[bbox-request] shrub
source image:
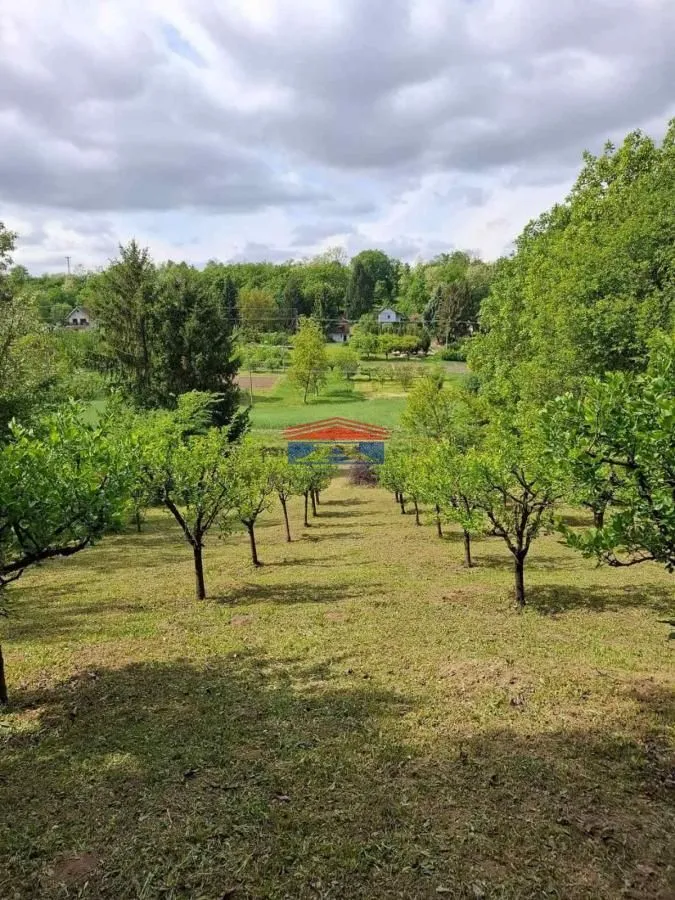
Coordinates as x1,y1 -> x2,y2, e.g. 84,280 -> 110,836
438,341 -> 468,361
397,366 -> 414,390
349,461 -> 378,486
258,331 -> 290,346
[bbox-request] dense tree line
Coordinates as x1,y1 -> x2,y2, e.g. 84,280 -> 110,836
15,241 -> 494,341
469,124 -> 675,409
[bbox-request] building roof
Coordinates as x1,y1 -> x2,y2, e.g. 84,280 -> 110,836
65,306 -> 92,319
283,417 -> 390,442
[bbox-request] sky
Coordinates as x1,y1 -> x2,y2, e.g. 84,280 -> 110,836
1,0 -> 674,274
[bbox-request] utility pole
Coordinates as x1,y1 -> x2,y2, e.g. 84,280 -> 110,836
65,256 -> 71,276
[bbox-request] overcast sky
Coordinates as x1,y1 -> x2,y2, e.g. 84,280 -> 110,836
1,0 -> 674,273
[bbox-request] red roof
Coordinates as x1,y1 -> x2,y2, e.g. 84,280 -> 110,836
283,417 -> 390,442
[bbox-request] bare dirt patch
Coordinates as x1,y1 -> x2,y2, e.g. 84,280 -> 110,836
48,852 -> 99,886
236,374 -> 280,391
230,614 -> 255,627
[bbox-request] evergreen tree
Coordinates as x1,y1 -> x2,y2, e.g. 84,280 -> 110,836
224,275 -> 239,327
346,259 -> 375,318
92,240 -> 157,406
154,264 -> 239,426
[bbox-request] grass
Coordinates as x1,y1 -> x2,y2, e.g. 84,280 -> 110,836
247,373 -> 409,432
1,479 -> 674,899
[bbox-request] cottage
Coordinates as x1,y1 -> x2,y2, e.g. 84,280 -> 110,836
328,315 -> 351,343
64,306 -> 94,329
377,307 -> 402,327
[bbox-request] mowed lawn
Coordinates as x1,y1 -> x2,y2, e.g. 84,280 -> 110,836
247,377 -> 409,432
1,479 -> 674,899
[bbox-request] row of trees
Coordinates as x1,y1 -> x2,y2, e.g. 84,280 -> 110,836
382,335 -> 674,607
0,391 -> 336,704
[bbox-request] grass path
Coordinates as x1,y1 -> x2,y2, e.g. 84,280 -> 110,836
1,479 -> 674,899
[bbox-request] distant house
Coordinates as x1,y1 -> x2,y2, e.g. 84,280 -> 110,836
64,306 -> 94,329
328,316 -> 351,343
377,307 -> 403,327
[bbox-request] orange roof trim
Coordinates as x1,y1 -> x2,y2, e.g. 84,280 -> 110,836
283,417 -> 391,442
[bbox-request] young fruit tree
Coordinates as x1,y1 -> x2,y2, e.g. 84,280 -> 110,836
308,458 -> 336,513
229,441 -> 276,566
145,393 -> 240,600
378,444 -> 409,515
401,450 -> 424,525
289,317 -> 329,402
0,407 -> 133,704
542,335 -> 675,571
269,456 -> 305,543
463,422 -> 559,606
416,441 -> 485,567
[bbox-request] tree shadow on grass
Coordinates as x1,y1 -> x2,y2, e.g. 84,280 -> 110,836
312,510 -> 364,520
260,555 -> 347,569
1,654 -> 673,899
477,550 -> 581,572
302,531 -> 365,543
3,591 -> 153,644
528,583 -> 675,616
215,580 -> 383,607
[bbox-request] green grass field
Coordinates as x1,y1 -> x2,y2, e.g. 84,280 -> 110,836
247,364 -> 467,433
248,377 -> 408,432
1,479 -> 673,899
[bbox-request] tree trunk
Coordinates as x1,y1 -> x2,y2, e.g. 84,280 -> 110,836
135,509 -> 142,533
247,522 -> 261,567
193,543 -> 206,600
395,491 -> 400,504
414,499 -> 421,526
280,496 -> 292,542
435,505 -> 443,538
304,492 -> 310,527
463,529 -> 473,568
303,381 -> 309,403
315,491 -> 321,506
0,645 -> 8,706
311,491 -> 318,517
514,555 -> 526,608
399,495 -> 406,515
593,507 -> 605,529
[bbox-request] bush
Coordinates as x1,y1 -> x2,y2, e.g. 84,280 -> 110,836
349,461 -> 378,486
62,369 -> 108,401
258,331 -> 290,346
438,341 -> 468,362
396,366 -> 415,390
333,347 -> 359,380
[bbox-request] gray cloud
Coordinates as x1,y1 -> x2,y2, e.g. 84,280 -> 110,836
1,0 -> 673,268
291,221 -> 354,247
205,0 -> 675,174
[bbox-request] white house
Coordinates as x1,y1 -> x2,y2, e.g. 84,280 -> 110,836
65,306 -> 94,329
328,316 -> 351,343
377,307 -> 402,327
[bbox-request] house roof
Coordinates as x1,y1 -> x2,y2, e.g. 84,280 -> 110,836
65,306 -> 92,319
283,417 -> 390,442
